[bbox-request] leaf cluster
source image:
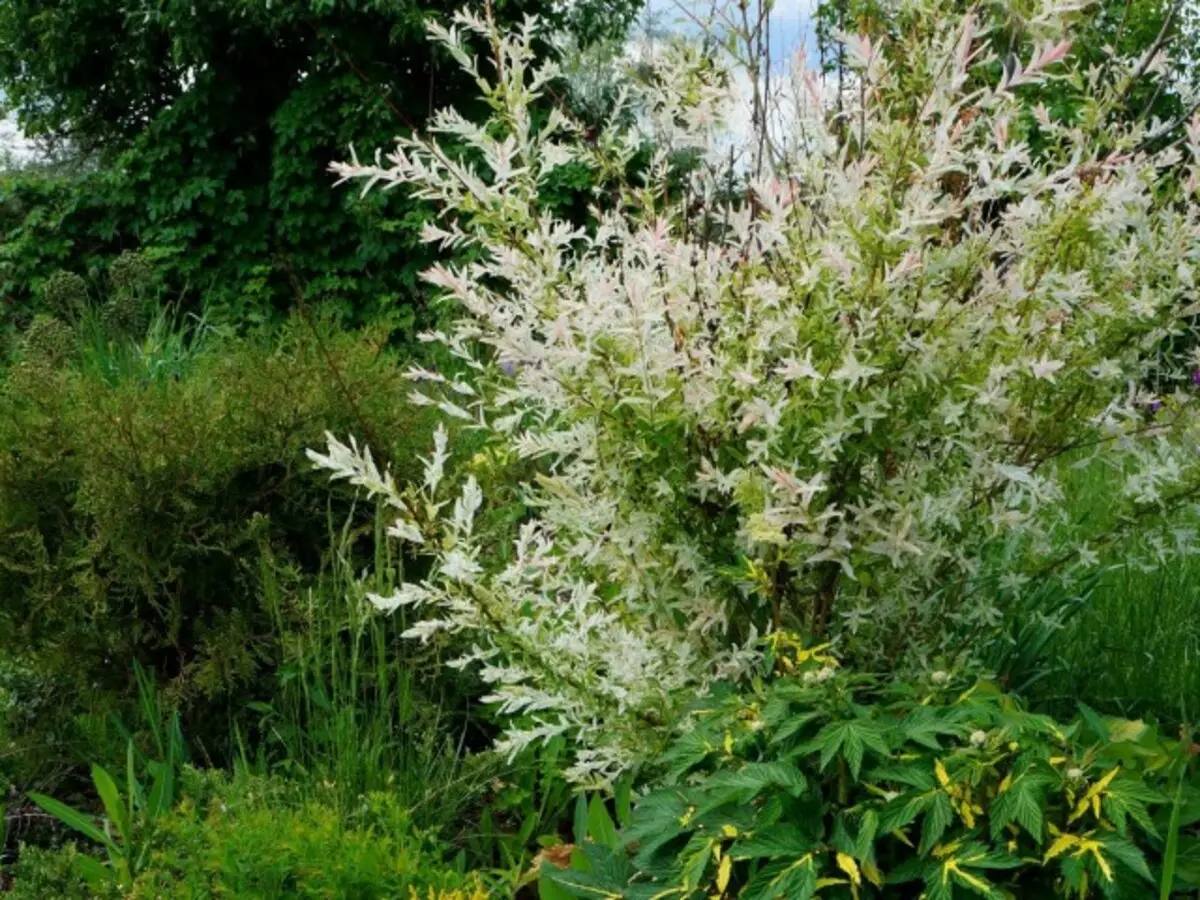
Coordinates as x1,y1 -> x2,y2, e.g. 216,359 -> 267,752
543,643 -> 1190,899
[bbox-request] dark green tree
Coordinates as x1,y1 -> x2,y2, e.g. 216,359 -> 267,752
0,0 -> 639,330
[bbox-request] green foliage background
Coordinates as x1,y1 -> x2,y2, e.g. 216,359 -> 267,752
0,0 -> 639,333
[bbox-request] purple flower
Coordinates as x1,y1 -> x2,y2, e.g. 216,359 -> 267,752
498,359 -> 521,376
1191,368 -> 1200,387
1149,400 -> 1164,415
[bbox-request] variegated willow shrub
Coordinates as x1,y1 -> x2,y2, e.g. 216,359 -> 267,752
539,640 -> 1190,900
312,1 -> 1200,783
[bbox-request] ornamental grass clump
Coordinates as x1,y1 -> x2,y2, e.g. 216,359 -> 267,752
312,1 -> 1200,782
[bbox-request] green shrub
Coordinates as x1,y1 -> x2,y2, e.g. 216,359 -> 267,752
128,768 -> 496,899
0,312 -> 452,781
7,769 -> 500,899
5,843 -> 119,900
542,638 -> 1195,899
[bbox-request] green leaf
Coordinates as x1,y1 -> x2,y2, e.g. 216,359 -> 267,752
741,854 -> 818,900
810,720 -> 889,780
1077,702 -> 1110,742
538,875 -> 574,900
733,824 -> 814,860
73,854 -> 113,889
1161,756 -> 1188,900
900,707 -> 962,751
587,795 -> 620,850
92,763 -> 131,851
573,793 -> 589,846
920,791 -> 955,855
614,778 -> 633,828
872,763 -> 936,791
944,859 -> 1001,898
855,809 -> 879,860
990,773 -> 1051,843
147,759 -> 174,822
663,730 -> 715,781
1102,775 -> 1162,837
923,866 -> 955,900
125,741 -> 139,825
1098,833 -> 1154,884
770,711 -> 820,745
704,762 -> 807,806
625,789 -> 691,868
679,833 -> 714,889
27,793 -> 111,848
539,861 -> 627,899
878,793 -> 929,834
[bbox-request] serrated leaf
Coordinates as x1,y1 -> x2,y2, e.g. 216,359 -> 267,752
855,809 -> 879,859
879,793 -> 929,834
900,707 -> 962,751
1102,775 -> 1162,838
990,773 -> 1051,843
705,761 -> 807,806
920,791 -> 955,855
771,711 -> 820,745
812,720 -> 889,780
1098,833 -> 1154,884
625,790 -> 691,868
733,824 -> 813,860
741,854 -> 818,900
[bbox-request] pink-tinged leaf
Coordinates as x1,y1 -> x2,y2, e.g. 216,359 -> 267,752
766,466 -> 801,495
954,13 -> 976,75
842,31 -> 876,69
886,250 -> 923,283
803,71 -> 823,111
1031,40 -> 1072,71
993,117 -> 1009,148
1186,116 -> 1200,151
999,61 -> 1023,91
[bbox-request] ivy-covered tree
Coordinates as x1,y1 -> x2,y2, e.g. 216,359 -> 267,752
0,0 -> 639,328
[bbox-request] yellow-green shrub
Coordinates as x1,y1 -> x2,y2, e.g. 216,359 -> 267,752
0,314 -> 447,777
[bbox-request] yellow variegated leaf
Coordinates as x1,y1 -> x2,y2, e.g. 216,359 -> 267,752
815,878 -> 847,888
1044,832 -> 1080,862
862,860 -> 883,887
836,852 -> 861,885
935,759 -> 951,788
1069,767 -> 1120,823
716,853 -> 732,893
933,840 -> 963,859
1077,838 -> 1113,882
944,859 -> 992,893
1090,767 -> 1120,794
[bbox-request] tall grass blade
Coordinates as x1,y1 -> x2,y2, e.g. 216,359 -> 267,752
1160,745 -> 1189,899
